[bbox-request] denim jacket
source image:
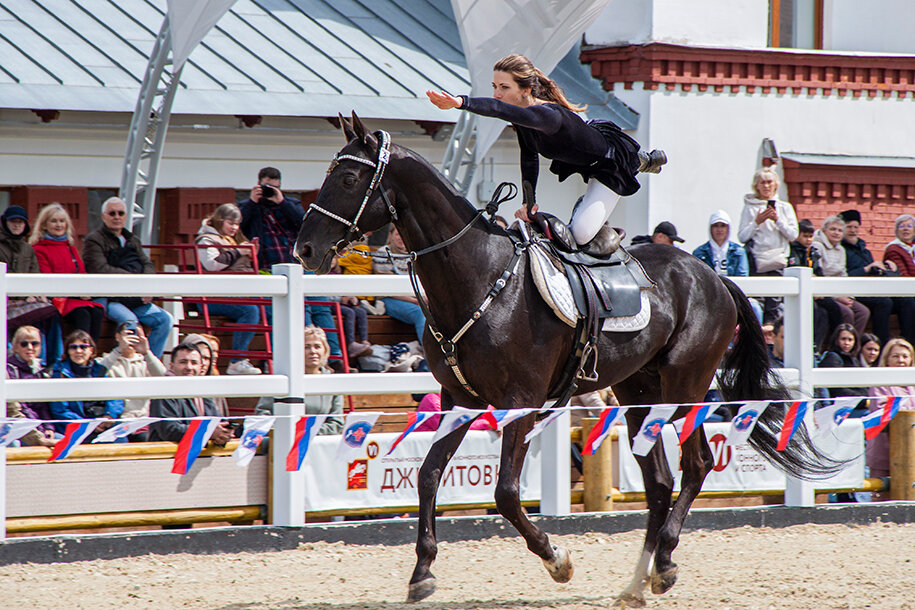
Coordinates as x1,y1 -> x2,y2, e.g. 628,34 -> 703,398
692,241 -> 749,277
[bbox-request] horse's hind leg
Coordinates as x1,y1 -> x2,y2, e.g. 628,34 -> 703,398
650,425 -> 713,595
494,414 -> 574,583
407,413 -> 472,602
612,375 -> 674,608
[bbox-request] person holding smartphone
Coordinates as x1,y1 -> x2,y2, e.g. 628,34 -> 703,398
100,322 -> 167,430
737,167 -> 799,323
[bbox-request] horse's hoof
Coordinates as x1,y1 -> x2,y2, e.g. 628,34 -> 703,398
406,577 -> 436,602
542,545 -> 574,583
613,592 -> 647,608
650,564 -> 679,595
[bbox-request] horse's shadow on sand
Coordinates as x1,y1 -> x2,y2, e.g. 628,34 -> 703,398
215,596 -> 608,609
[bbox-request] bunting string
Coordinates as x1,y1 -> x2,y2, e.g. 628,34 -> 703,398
1,394 -> 909,473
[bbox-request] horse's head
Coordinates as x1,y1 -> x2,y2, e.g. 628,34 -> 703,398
295,112 -> 397,273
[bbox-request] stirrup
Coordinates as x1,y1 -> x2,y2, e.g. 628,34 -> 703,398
581,223 -> 623,257
638,149 -> 667,174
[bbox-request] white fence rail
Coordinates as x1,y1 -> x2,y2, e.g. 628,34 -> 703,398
2,264 -> 914,537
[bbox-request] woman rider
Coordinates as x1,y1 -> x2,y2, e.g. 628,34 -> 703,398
427,53 -> 665,255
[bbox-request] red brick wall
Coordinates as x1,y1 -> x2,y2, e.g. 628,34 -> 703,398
783,159 -> 915,256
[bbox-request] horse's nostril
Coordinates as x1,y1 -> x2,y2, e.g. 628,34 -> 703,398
299,244 -> 312,259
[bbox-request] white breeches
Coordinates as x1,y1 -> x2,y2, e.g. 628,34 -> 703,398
569,179 -> 622,245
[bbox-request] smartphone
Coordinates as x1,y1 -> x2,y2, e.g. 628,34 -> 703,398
766,200 -> 776,208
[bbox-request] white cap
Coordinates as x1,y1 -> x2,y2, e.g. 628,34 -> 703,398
709,209 -> 731,227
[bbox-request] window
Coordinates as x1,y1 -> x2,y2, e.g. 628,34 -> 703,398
770,0 -> 824,49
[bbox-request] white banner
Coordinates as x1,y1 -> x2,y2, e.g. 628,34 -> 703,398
303,430 -> 542,512
618,421 -> 865,493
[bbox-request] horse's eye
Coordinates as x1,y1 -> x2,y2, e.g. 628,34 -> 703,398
342,174 -> 357,187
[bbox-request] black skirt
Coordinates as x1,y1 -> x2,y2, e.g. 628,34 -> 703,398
549,119 -> 642,197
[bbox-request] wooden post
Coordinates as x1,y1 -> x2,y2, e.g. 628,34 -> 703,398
581,417 -> 614,512
889,411 -> 915,501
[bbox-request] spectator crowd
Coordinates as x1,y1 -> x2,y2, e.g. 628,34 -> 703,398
2,164 -> 914,503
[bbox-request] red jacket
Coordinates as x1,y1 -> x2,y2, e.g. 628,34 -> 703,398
32,238 -> 103,317
884,243 -> 915,277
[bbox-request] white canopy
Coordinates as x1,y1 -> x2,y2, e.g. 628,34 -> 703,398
167,0 -> 238,70
450,0 -> 612,157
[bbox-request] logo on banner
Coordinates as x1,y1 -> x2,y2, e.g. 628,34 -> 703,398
366,441 -> 379,459
241,429 -> 266,451
832,407 -> 853,426
343,422 -> 373,448
709,433 -> 732,472
642,419 -> 666,441
347,460 -> 368,490
734,410 -> 758,431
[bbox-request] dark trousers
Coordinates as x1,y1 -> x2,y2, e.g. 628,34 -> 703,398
755,269 -> 784,324
340,304 -> 369,344
857,296 -> 893,345
893,297 -> 915,345
64,305 -> 104,342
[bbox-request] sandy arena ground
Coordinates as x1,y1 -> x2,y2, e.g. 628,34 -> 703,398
1,521 -> 912,609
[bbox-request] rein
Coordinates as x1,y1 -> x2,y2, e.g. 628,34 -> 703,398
309,130 -> 588,404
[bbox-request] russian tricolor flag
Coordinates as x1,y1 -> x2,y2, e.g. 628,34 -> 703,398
675,404 -> 717,445
863,396 -> 901,441
482,408 -> 534,431
776,401 -> 809,451
582,407 -> 627,455
48,420 -> 101,462
171,418 -> 220,475
285,415 -> 328,472
524,409 -> 566,444
387,412 -> 434,456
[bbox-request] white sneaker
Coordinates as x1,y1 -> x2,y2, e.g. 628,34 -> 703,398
226,359 -> 261,375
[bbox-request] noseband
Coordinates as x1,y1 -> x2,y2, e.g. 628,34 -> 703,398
304,130 -> 398,254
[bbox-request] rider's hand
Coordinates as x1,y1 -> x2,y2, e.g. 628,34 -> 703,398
514,204 -> 537,223
426,90 -> 462,110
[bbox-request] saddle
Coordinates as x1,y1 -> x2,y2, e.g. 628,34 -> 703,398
511,184 -> 655,406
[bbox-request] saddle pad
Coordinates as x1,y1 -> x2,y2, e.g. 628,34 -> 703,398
530,244 -> 578,327
601,290 -> 651,332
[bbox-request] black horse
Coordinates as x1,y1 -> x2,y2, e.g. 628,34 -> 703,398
295,114 -> 835,607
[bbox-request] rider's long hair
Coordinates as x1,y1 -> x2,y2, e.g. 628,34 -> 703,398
493,54 -> 585,112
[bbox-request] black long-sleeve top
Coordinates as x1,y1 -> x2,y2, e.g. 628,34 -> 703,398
459,96 -> 641,197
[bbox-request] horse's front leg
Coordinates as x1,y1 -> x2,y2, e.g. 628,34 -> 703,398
406,394 -> 474,602
650,426 -> 713,595
494,414 -> 574,584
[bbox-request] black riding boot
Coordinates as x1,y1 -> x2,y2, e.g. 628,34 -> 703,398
638,149 -> 667,174
581,223 -> 622,257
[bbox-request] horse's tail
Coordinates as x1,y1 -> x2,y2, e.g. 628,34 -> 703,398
716,276 -> 844,479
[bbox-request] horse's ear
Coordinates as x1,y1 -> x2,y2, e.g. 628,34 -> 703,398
340,112 -> 357,142
351,111 -> 368,142
351,111 -> 378,150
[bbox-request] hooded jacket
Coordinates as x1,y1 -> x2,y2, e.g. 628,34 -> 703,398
0,218 -> 39,273
737,195 -> 799,273
811,230 -> 847,277
692,210 -> 749,276
194,222 -> 255,272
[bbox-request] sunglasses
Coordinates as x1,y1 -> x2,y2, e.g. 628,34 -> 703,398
68,343 -> 91,351
898,224 -> 915,230
106,210 -> 126,217
18,340 -> 40,348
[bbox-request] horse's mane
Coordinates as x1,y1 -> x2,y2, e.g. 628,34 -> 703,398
390,141 -> 511,237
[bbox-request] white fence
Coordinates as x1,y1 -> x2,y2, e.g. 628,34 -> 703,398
2,264 -> 914,538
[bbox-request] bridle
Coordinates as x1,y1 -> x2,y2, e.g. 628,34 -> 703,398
303,129 -> 537,402
303,129 -> 398,255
